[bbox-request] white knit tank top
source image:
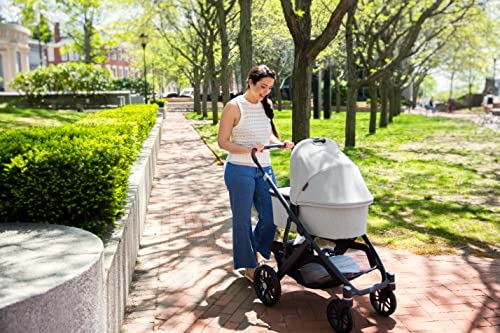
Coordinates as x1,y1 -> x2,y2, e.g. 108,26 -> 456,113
226,95 -> 272,167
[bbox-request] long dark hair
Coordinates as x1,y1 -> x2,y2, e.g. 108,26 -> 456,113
247,65 -> 280,139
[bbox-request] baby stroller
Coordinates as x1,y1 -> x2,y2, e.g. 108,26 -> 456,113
250,138 -> 396,333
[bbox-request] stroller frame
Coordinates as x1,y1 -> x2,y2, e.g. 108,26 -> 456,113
250,142 -> 396,332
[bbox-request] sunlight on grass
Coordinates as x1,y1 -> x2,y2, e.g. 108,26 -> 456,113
188,110 -> 499,257
0,108 -> 88,131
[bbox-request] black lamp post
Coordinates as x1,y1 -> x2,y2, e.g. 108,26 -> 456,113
139,33 -> 148,104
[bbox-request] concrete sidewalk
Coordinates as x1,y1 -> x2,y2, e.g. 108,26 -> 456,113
121,111 -> 499,333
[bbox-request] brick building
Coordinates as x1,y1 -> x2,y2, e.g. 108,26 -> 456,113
45,23 -> 133,78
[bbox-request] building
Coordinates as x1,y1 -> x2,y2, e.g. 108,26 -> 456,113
45,23 -> 132,79
0,22 -> 31,91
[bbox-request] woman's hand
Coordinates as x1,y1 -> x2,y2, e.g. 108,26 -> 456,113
251,143 -> 265,152
281,140 -> 294,151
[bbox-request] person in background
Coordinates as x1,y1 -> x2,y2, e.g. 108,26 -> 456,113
447,97 -> 456,113
482,92 -> 494,114
217,65 -> 294,282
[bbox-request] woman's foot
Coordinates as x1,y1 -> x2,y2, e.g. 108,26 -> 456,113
244,267 -> 256,283
256,252 -> 269,265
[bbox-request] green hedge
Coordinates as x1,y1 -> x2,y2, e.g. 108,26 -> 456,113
0,104 -> 158,237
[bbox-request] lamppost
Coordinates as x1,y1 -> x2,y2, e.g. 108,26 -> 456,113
139,33 -> 148,104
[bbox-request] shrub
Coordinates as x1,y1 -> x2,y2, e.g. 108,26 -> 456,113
150,98 -> 166,107
8,63 -> 113,107
0,104 -> 157,237
112,77 -> 152,96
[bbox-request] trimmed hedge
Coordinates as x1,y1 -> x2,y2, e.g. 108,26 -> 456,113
0,104 -> 158,237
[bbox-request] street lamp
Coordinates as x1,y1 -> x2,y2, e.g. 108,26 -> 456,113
139,33 -> 148,104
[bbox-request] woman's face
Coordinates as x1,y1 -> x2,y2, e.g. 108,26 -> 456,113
249,77 -> 274,101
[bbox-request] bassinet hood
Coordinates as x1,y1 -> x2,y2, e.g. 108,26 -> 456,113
289,138 -> 373,208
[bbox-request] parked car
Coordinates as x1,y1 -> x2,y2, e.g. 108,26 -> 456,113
179,88 -> 194,98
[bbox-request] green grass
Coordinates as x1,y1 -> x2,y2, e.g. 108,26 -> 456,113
186,110 -> 500,258
0,107 -> 88,131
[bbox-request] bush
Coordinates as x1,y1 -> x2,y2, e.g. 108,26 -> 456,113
112,77 -> 152,96
8,63 -> 113,107
0,104 -> 158,237
150,98 -> 166,107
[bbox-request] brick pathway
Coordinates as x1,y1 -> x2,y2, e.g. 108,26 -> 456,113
121,111 -> 499,333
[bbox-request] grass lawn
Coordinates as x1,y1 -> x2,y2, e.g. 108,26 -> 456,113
0,107 -> 88,131
186,110 -> 499,258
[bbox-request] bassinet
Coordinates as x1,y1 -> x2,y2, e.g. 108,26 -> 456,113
271,138 -> 373,239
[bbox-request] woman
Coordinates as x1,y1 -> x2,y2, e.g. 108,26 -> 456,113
218,65 -> 294,282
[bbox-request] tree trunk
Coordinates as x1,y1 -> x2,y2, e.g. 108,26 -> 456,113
312,71 -> 320,119
193,67 -> 202,115
202,76 -> 209,118
291,50 -> 313,143
274,71 -> 283,110
345,2 -> 357,147
379,78 -> 388,128
388,85 -> 395,123
214,0 -> 231,105
84,15 -> 92,63
238,0 -> 252,91
333,68 -> 341,113
368,81 -> 377,134
323,64 -> 332,119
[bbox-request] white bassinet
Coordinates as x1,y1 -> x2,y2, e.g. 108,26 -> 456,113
271,138 -> 373,239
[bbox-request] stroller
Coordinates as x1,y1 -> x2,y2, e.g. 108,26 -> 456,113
250,138 -> 396,333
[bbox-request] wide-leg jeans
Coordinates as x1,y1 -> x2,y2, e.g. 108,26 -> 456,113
224,162 -> 277,270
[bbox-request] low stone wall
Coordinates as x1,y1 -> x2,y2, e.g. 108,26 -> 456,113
0,91 -> 132,109
0,111 -> 163,333
102,112 -> 162,332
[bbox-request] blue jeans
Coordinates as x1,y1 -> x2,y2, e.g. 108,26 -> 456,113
224,162 -> 277,270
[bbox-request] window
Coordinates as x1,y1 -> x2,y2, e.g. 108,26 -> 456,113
124,67 -> 129,78
118,48 -> 122,61
112,66 -> 117,77
61,52 -> 68,61
0,54 -> 4,91
111,49 -> 116,60
16,51 -> 22,72
48,47 -> 54,62
118,66 -> 123,77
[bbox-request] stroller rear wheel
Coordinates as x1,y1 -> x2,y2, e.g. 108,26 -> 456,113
370,288 -> 397,316
253,265 -> 281,306
326,299 -> 353,333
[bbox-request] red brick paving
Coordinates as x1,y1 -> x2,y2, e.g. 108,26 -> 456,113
121,111 -> 499,333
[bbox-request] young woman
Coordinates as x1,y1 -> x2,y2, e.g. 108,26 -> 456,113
218,65 -> 294,282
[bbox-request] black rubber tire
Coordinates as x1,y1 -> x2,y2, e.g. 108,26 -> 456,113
370,289 -> 397,316
253,265 -> 281,306
326,299 -> 353,333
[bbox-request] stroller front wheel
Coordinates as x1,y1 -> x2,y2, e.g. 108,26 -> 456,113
253,265 -> 281,306
370,288 -> 397,316
326,299 -> 353,333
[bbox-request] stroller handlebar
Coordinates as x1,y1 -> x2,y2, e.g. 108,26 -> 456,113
251,144 -> 286,167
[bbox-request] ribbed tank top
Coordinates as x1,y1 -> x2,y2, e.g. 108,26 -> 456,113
226,95 -> 272,167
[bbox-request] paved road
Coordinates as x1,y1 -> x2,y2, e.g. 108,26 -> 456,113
121,111 -> 499,333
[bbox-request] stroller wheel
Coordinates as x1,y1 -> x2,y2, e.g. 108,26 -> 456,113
253,265 -> 281,306
370,289 -> 397,316
326,299 -> 353,333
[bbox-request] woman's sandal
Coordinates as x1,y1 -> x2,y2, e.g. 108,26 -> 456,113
244,267 -> 255,283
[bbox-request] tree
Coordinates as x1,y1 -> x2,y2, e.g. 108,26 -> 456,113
280,0 -> 354,144
55,0 -> 106,64
239,0 -> 253,90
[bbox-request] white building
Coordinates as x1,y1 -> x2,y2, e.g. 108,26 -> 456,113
0,22 -> 30,91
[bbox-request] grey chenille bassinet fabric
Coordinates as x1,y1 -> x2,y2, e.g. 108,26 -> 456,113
289,138 -> 373,208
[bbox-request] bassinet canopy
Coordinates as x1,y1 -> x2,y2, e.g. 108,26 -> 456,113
289,138 -> 373,208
